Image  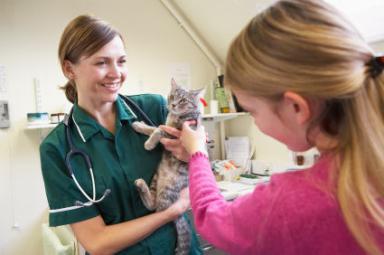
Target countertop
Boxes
[217,176,270,200]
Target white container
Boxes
[291,148,320,168]
[27,112,50,125]
[251,160,271,175]
[209,100,219,114]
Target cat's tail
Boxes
[174,215,191,255]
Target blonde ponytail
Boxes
[338,76,384,255]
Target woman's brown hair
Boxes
[58,15,122,103]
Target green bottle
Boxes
[215,75,229,113]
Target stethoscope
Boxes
[62,94,155,208]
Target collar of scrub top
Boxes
[69,96,139,142]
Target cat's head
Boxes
[167,79,204,117]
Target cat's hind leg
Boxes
[134,178,156,210]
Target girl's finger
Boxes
[160,125,181,137]
[160,137,178,147]
[183,120,196,130]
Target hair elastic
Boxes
[369,55,384,78]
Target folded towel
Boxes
[42,223,78,255]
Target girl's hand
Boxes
[159,125,190,162]
[166,188,190,219]
[180,121,207,156]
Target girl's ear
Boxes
[63,60,75,80]
[282,91,311,125]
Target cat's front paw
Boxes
[131,121,145,132]
[135,178,149,194]
[144,129,163,150]
[144,141,156,150]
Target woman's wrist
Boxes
[162,207,179,221]
[164,203,188,221]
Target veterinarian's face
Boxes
[68,36,127,106]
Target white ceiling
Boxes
[324,0,384,42]
[171,0,384,65]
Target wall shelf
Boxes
[26,123,57,130]
[24,113,248,129]
[25,123,58,142]
[202,112,248,122]
[202,112,249,159]
[25,113,249,154]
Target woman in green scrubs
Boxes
[40,15,201,255]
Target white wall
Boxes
[371,40,384,52]
[226,116,291,164]
[1,0,384,254]
[173,0,384,64]
[0,0,215,254]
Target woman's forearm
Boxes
[72,208,178,255]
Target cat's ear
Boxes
[191,88,205,98]
[171,78,179,93]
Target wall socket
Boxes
[0,100,10,128]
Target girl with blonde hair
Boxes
[165,0,384,254]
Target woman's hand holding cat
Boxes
[159,125,190,162]
[180,121,208,156]
[165,188,190,220]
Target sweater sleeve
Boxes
[188,152,274,255]
[189,153,367,255]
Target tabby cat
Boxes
[131,79,203,255]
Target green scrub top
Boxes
[40,94,202,255]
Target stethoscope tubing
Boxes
[63,95,154,207]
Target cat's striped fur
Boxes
[131,79,203,255]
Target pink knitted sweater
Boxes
[189,152,383,255]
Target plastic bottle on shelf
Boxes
[215,76,230,113]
